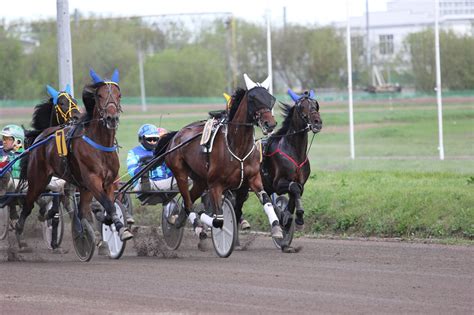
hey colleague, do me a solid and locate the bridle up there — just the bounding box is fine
[295,97,319,129]
[54,92,80,124]
[96,82,122,129]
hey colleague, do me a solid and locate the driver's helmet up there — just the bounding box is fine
[138,124,166,151]
[1,124,25,150]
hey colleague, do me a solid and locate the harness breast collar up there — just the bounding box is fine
[81,135,117,152]
[265,138,308,172]
[224,125,256,190]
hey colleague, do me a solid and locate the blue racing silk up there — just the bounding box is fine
[126,145,173,182]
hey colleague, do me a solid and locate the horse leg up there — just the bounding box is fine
[234,186,251,230]
[169,173,194,228]
[105,184,133,241]
[198,185,225,230]
[16,174,51,246]
[288,182,305,231]
[248,177,283,239]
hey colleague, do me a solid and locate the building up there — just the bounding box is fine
[339,0,474,79]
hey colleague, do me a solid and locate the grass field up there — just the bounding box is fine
[1,96,473,240]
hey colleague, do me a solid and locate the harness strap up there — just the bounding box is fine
[224,125,256,190]
[265,139,308,172]
[81,135,117,152]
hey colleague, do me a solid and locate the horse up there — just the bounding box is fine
[16,69,133,250]
[11,84,81,250]
[154,74,284,250]
[233,89,322,252]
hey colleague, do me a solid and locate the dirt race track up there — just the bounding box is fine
[1,226,472,314]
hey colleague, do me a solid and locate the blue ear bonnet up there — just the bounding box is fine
[46,84,72,105]
[288,89,315,102]
[89,68,120,85]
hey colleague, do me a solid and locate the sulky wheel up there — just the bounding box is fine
[161,198,184,250]
[272,195,295,250]
[101,201,127,259]
[71,217,96,262]
[211,197,237,258]
[42,201,65,249]
[0,205,9,240]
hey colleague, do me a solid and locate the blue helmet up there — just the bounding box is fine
[138,124,160,150]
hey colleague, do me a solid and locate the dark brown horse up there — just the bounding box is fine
[16,69,133,246]
[233,89,322,251]
[19,85,81,249]
[155,74,284,246]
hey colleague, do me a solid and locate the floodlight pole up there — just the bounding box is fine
[137,46,147,112]
[266,9,273,95]
[434,0,445,160]
[56,0,74,96]
[346,0,355,159]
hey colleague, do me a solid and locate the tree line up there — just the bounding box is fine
[0,15,473,100]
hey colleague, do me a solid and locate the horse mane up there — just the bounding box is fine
[80,82,103,124]
[228,88,246,121]
[272,102,296,136]
[31,98,54,131]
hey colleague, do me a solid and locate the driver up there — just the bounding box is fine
[127,124,175,191]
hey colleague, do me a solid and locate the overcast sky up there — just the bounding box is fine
[2,0,388,25]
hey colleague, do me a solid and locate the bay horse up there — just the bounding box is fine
[19,84,81,249]
[154,74,284,246]
[233,89,322,251]
[16,69,133,247]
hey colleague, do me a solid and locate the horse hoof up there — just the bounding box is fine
[295,224,305,232]
[197,238,209,252]
[98,241,110,256]
[119,227,133,241]
[240,219,251,230]
[271,225,283,239]
[169,211,187,228]
[52,247,69,254]
[126,216,135,225]
[37,213,46,222]
[282,246,296,253]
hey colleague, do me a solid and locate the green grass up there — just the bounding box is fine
[1,98,473,240]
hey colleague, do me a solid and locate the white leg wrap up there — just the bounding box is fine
[264,203,279,225]
[200,213,214,227]
[188,212,197,224]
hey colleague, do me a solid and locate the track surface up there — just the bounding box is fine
[1,229,473,314]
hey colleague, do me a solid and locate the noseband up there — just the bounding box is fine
[55,93,80,124]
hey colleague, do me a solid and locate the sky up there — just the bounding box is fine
[1,0,389,25]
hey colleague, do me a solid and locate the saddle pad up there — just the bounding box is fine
[200,118,215,145]
[55,129,68,157]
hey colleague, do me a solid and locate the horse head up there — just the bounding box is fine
[288,89,322,133]
[46,84,81,125]
[87,68,122,130]
[244,74,277,135]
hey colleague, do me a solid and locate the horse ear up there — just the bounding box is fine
[260,75,271,90]
[46,85,59,104]
[64,84,72,95]
[89,68,103,84]
[111,68,120,84]
[223,92,232,109]
[309,89,315,99]
[243,73,257,90]
[287,89,301,102]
